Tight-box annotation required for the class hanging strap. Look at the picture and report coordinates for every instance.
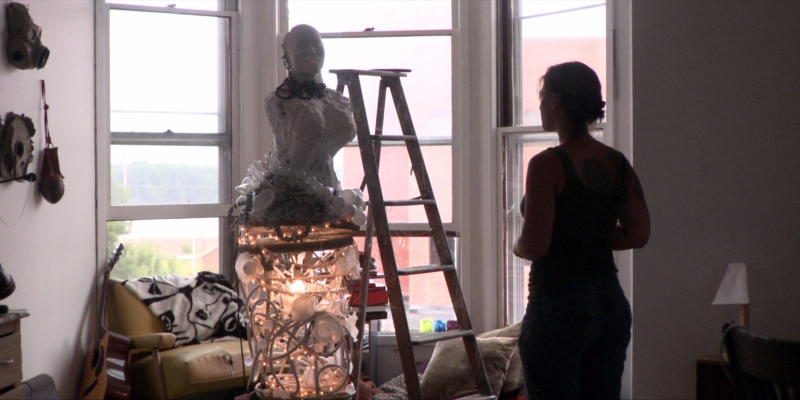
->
[41,80,54,148]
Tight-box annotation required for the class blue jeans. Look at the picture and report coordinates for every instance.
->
[518,274,631,400]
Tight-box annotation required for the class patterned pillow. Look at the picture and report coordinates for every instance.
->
[374,373,413,400]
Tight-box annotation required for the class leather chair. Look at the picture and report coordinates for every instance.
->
[106,280,251,399]
[722,321,800,400]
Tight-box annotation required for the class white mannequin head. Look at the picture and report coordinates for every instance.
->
[282,24,325,83]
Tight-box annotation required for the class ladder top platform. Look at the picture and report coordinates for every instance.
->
[329,68,409,77]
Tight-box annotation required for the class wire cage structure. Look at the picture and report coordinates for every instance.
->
[236,230,360,400]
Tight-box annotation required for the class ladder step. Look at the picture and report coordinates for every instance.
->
[409,329,475,345]
[455,394,497,400]
[366,199,435,207]
[369,135,417,142]
[397,264,455,276]
[383,199,435,207]
[330,68,407,77]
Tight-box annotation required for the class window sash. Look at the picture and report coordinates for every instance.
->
[281,6,457,229]
[499,128,604,323]
[96,0,240,276]
[499,0,610,325]
[102,1,238,213]
[279,1,460,333]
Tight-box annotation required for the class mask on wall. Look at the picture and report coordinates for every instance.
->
[0,113,36,181]
[5,2,49,70]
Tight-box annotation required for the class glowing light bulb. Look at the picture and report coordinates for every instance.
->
[290,280,306,294]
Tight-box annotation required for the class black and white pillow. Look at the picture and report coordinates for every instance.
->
[122,271,247,347]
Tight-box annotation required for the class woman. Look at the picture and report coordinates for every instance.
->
[513,61,650,399]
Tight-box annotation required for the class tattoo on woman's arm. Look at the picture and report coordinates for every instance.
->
[583,159,612,190]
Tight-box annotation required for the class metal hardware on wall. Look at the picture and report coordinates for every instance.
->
[0,113,36,183]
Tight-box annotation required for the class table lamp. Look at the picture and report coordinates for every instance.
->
[0,263,16,314]
[712,262,749,326]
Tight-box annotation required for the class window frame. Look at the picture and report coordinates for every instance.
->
[277,1,461,239]
[496,0,613,325]
[277,0,462,335]
[95,0,241,277]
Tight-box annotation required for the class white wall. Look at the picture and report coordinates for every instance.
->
[0,1,95,398]
[630,1,800,398]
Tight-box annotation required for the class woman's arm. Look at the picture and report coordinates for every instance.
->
[513,151,561,261]
[612,158,650,250]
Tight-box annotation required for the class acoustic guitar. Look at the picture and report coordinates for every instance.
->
[78,244,131,400]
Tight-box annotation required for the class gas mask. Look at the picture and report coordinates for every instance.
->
[5,2,49,70]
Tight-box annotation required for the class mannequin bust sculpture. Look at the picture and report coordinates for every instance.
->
[265,24,356,189]
[232,24,366,237]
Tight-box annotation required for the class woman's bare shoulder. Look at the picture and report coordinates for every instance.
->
[528,148,562,176]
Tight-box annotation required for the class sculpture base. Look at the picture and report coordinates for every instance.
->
[253,383,355,400]
[240,221,359,253]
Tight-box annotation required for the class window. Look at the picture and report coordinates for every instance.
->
[499,0,608,324]
[96,0,239,280]
[283,0,456,332]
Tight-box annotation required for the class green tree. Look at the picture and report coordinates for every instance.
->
[106,221,131,256]
[110,241,187,280]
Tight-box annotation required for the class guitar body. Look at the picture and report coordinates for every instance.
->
[104,333,132,399]
[78,244,131,400]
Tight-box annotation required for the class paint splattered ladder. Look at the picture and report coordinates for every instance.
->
[331,69,494,400]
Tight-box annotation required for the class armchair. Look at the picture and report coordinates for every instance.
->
[105,280,251,399]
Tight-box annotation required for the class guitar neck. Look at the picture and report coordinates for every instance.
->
[98,244,124,336]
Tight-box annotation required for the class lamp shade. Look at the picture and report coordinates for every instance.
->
[0,263,15,301]
[712,262,749,305]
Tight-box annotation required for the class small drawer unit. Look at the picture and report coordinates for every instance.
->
[0,313,28,400]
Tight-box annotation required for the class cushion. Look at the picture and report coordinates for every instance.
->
[129,340,251,399]
[420,336,517,400]
[106,281,166,336]
[478,322,523,395]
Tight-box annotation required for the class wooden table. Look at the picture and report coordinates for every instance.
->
[0,312,29,400]
[696,355,736,400]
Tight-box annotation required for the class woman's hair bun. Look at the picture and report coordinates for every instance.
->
[541,61,606,125]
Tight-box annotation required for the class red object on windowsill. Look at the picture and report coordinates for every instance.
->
[350,280,377,290]
[349,283,389,306]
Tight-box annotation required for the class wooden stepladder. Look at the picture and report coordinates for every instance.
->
[332,69,494,400]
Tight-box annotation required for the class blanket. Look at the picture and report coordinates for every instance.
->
[121,272,248,347]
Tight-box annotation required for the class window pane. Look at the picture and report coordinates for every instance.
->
[288,0,451,32]
[111,111,219,134]
[516,1,605,126]
[111,145,219,205]
[110,10,227,133]
[504,134,559,323]
[107,0,223,11]
[107,218,220,280]
[320,36,452,141]
[335,145,452,223]
[355,236,457,333]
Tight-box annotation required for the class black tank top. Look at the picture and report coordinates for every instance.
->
[529,146,627,298]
